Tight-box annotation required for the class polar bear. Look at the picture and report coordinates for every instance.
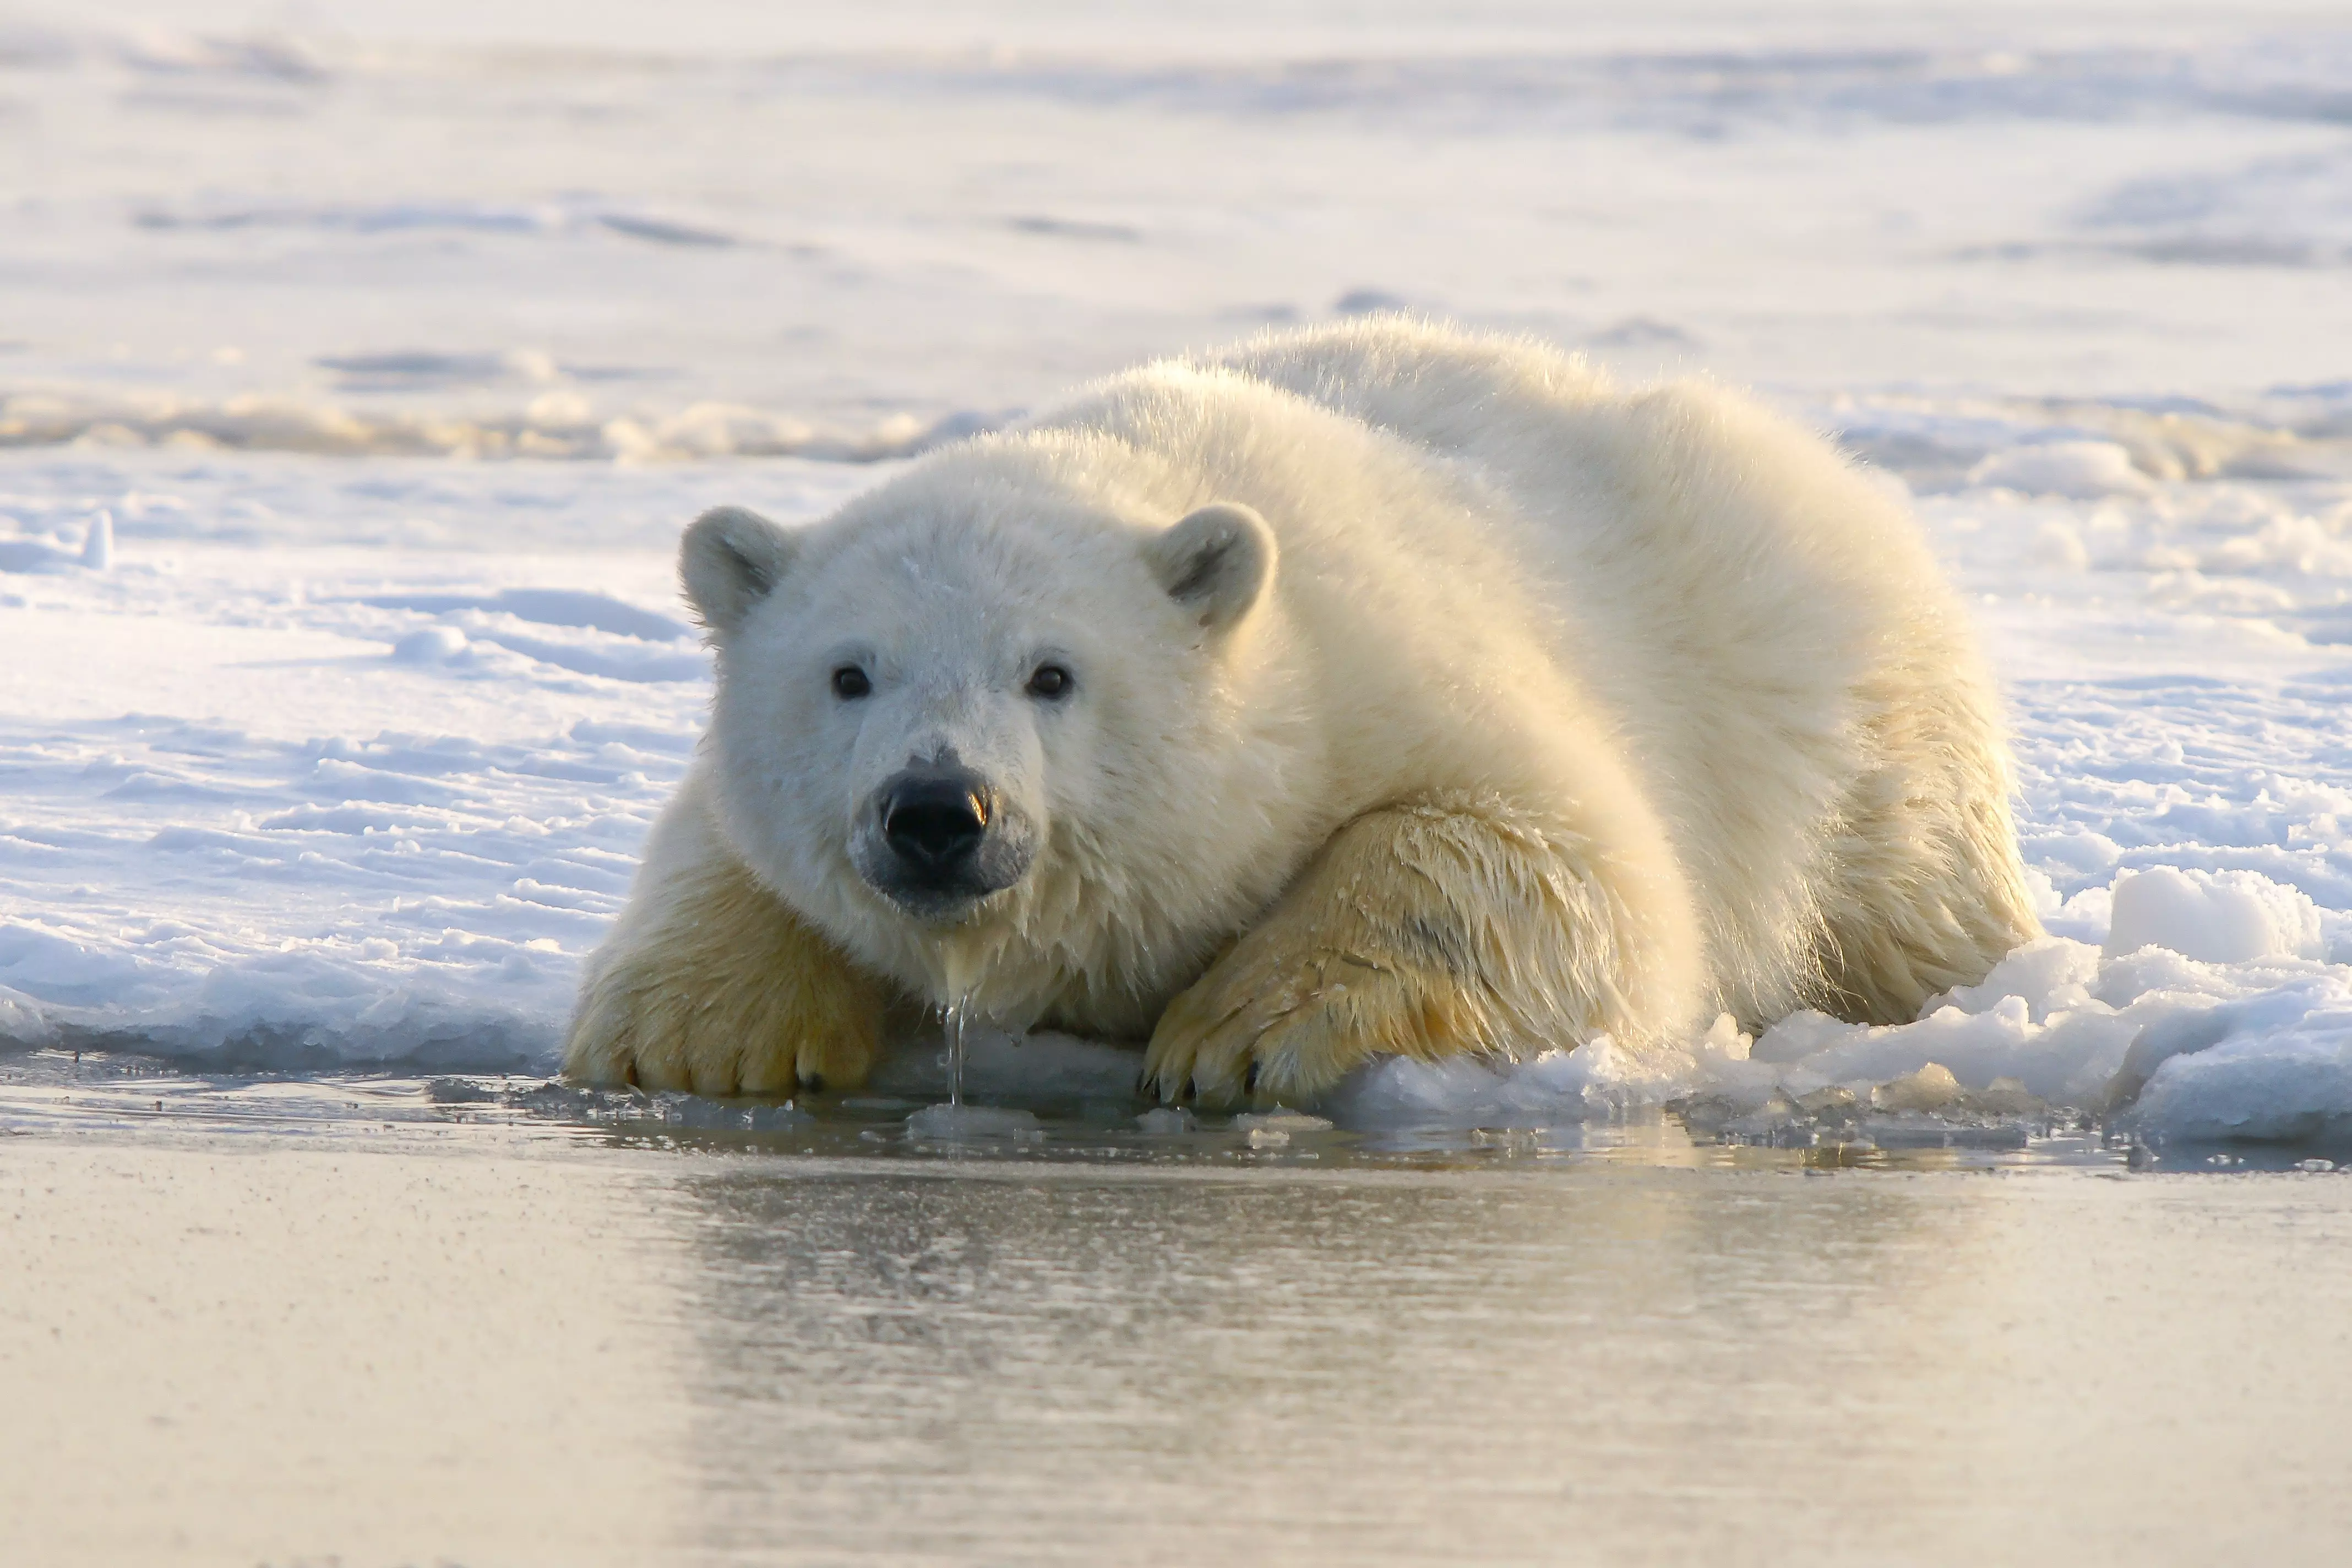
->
[565,318,2040,1104]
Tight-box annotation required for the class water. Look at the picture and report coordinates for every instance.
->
[945,994,973,1108]
[6,1076,2351,1566]
[902,998,1060,1140]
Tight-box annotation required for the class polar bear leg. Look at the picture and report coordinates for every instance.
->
[564,801,885,1096]
[1811,693,2045,1025]
[1815,761,2043,1026]
[1143,794,1681,1107]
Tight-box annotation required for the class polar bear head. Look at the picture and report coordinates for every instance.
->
[680,440,1309,1032]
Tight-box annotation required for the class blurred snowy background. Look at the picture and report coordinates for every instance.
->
[5,0,2352,1141]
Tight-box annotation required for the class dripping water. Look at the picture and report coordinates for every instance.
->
[939,934,987,1108]
[944,993,974,1107]
[905,941,1044,1140]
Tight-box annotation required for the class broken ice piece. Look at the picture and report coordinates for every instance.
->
[1135,1107,1197,1135]
[1234,1108,1332,1149]
[1863,1115,2029,1150]
[1233,1109,1333,1134]
[1968,1075,2045,1117]
[906,1103,1042,1140]
[1723,1090,1803,1137]
[1872,1062,1962,1114]
[1796,1084,1860,1118]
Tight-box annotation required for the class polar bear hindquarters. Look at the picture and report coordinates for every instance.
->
[1210,317,2042,1033]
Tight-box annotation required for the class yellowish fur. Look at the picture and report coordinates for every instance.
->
[565,780,883,1095]
[1145,794,1681,1105]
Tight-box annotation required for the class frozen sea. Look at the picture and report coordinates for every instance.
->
[7,1,2352,1561]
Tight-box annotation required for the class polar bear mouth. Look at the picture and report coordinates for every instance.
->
[851,764,1036,919]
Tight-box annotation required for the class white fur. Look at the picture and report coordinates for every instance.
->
[568,319,2038,1095]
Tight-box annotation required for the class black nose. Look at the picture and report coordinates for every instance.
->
[881,771,993,875]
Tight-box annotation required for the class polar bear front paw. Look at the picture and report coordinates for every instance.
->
[563,881,886,1097]
[1144,941,1453,1107]
[565,956,880,1097]
[1142,796,1668,1109]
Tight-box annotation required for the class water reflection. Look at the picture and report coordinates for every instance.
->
[6,1059,2351,1564]
[654,1161,2144,1564]
[4,1062,2352,1561]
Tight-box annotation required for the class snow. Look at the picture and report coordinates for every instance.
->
[7,0,2352,1148]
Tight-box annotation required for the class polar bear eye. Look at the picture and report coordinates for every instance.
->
[830,666,872,700]
[1025,663,1074,700]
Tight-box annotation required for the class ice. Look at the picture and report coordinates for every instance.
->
[906,1102,1044,1141]
[1308,865,2352,1142]
[1232,1110,1333,1134]
[7,0,2352,1148]
[2130,998,2352,1144]
[2104,866,2324,964]
[1322,1033,1703,1132]
[1932,937,2102,1023]
[1871,1063,1966,1114]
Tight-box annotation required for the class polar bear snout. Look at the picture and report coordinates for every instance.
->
[859,764,1034,916]
[884,772,991,870]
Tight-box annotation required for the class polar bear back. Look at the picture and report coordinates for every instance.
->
[1208,318,2018,1026]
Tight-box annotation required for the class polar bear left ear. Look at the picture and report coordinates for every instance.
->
[680,505,798,638]
[1145,502,1277,634]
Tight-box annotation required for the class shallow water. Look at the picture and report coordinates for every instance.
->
[7,1061,2351,1566]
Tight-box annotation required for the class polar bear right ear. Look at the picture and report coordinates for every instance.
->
[1145,502,1278,634]
[680,505,798,637]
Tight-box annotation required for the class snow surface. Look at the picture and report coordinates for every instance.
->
[6,0,2352,1146]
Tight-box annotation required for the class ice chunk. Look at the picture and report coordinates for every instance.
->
[1752,1009,1868,1064]
[1722,1090,1806,1139]
[2101,1003,2236,1110]
[1696,1012,1752,1062]
[1233,1109,1335,1148]
[906,1103,1043,1140]
[1325,1054,1509,1128]
[2105,868,2323,965]
[1872,1062,1964,1113]
[1935,937,2101,1022]
[1973,1076,2046,1116]
[1234,1109,1332,1135]
[1864,1116,2029,1151]
[2130,1000,2352,1145]
[0,986,56,1048]
[1321,1034,1700,1131]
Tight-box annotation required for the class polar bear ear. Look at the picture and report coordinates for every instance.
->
[1144,502,1277,634]
[680,505,798,637]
